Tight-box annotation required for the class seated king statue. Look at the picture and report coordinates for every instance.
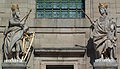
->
[91,3,117,60]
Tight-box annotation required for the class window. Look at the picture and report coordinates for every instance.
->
[46,65,74,69]
[36,0,85,18]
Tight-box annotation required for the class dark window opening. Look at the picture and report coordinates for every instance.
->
[46,65,74,69]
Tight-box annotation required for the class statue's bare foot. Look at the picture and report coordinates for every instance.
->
[101,54,104,59]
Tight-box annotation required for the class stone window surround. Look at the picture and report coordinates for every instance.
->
[40,60,78,69]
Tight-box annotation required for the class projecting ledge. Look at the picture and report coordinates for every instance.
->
[34,47,86,57]
[34,47,86,52]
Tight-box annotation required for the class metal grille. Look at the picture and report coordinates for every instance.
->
[36,0,85,18]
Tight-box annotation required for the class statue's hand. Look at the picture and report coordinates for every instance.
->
[20,20,25,25]
[92,19,98,26]
[94,19,98,23]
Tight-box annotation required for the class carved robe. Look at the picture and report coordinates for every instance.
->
[92,16,117,58]
[2,18,24,59]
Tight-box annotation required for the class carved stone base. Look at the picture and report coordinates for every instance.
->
[2,62,27,69]
[94,59,118,69]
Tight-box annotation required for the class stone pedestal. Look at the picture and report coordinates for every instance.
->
[94,59,118,69]
[2,62,27,69]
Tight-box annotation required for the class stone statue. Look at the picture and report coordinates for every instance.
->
[2,4,31,61]
[92,3,117,60]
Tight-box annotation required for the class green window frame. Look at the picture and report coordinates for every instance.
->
[36,0,85,18]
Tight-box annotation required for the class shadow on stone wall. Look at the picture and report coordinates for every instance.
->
[26,46,34,64]
[86,37,96,65]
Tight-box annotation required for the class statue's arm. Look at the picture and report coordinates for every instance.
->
[112,18,118,41]
[92,19,99,27]
[9,19,24,25]
[114,24,118,41]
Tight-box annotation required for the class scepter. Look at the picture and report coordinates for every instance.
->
[20,9,32,23]
[81,8,94,25]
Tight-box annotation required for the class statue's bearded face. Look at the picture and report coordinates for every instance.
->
[99,7,107,16]
[12,10,20,19]
[15,10,20,18]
